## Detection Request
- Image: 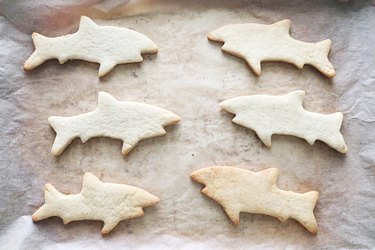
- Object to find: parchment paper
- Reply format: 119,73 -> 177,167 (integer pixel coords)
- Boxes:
1,0 -> 374,249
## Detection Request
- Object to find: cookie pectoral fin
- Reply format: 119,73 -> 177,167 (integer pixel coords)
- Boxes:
98,61 -> 116,77
223,207 -> 240,224
293,58 -> 305,69
121,138 -> 139,155
305,136 -> 316,145
256,130 -> 272,147
245,57 -> 261,76
101,219 -> 120,234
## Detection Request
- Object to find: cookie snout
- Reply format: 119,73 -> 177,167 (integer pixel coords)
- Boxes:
207,29 -> 222,41
191,167 -> 215,185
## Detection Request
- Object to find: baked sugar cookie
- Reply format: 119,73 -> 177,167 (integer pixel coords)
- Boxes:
208,20 -> 335,77
24,16 -> 158,77
191,166 -> 319,233
220,90 -> 347,153
49,92 -> 180,156
32,172 -> 160,234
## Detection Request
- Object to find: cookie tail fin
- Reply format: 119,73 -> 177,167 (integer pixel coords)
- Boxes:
322,112 -> 347,153
294,191 -> 319,233
24,33 -> 51,70
48,116 -> 76,156
317,39 -> 331,57
32,184 -> 63,221
307,39 -> 335,77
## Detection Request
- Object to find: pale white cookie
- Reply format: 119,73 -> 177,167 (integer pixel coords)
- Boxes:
24,16 -> 158,77
208,19 -> 335,77
191,166 -> 319,233
32,172 -> 160,234
49,92 -> 181,156
220,90 -> 347,153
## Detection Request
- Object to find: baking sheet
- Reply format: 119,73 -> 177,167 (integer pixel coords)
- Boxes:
0,0 -> 374,249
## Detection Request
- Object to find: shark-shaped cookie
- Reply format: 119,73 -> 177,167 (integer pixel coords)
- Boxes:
32,172 -> 160,234
49,91 -> 181,156
24,16 -> 158,77
191,166 -> 319,233
208,19 -> 335,77
220,90 -> 347,153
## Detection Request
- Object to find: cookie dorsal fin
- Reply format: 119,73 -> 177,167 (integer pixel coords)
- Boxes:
257,168 -> 279,185
81,172 -> 102,193
97,92 -> 117,108
285,90 -> 305,106
79,16 -> 97,31
271,19 -> 291,33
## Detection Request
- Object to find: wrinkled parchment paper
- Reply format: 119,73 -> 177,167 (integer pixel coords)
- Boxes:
1,0 -> 374,249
